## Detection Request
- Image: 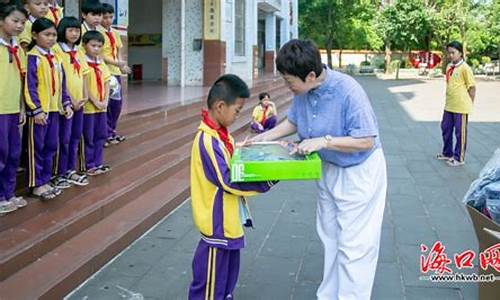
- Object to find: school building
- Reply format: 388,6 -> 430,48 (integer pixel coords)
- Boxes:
65,0 -> 298,87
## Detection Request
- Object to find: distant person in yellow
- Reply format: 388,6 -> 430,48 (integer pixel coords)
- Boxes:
250,92 -> 277,133
436,41 -> 476,167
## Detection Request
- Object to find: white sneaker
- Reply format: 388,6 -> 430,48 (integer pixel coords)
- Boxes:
0,200 -> 18,215
9,196 -> 28,208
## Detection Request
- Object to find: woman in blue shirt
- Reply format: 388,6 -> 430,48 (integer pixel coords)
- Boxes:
252,39 -> 387,300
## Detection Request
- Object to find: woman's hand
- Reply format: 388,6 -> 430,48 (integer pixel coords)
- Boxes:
292,137 -> 327,155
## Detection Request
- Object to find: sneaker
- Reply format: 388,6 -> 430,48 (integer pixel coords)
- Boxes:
0,200 -> 18,215
446,159 -> 465,167
52,176 -> 72,189
9,196 -> 28,208
436,153 -> 453,161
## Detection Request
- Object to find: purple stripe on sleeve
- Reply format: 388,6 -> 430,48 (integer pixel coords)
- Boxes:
212,188 -> 224,237
210,137 -> 271,193
61,68 -> 71,107
27,55 -> 42,113
198,133 -> 221,187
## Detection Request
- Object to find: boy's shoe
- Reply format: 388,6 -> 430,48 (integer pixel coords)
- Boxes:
65,170 -> 89,186
436,153 -> 453,161
104,140 -> 111,148
114,135 -> 126,143
96,165 -> 112,175
86,167 -> 100,176
446,159 -> 465,167
52,176 -> 72,189
9,196 -> 28,208
0,200 -> 18,215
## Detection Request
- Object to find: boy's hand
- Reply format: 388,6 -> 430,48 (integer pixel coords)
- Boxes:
19,113 -> 26,126
65,106 -> 74,119
120,64 -> 131,74
236,135 -> 251,148
34,112 -> 48,125
291,137 -> 326,155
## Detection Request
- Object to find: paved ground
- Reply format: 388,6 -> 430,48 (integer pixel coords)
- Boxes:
67,77 -> 500,300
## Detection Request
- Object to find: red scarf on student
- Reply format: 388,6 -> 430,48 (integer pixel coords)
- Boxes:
44,53 -> 56,96
49,6 -> 59,25
260,104 -> 269,126
87,62 -> 104,101
105,30 -> 117,60
446,60 -> 463,82
201,109 -> 234,155
6,44 -> 23,78
68,50 -> 81,75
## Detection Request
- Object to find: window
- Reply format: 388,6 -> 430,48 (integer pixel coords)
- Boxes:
234,0 -> 245,56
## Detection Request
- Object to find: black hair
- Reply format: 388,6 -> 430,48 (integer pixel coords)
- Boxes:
259,92 -> 270,101
82,0 -> 104,15
276,39 -> 323,82
446,41 -> 464,56
27,17 -> 55,50
57,16 -> 81,45
207,74 -> 250,108
101,3 -> 114,14
82,30 -> 104,44
0,3 -> 28,21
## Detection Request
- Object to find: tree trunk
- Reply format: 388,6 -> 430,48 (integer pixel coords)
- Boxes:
339,48 -> 343,68
498,46 -> 500,75
326,39 -> 333,69
396,51 -> 403,80
385,40 -> 391,74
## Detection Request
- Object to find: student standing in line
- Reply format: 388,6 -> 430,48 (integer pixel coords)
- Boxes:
24,18 -> 73,200
0,4 -> 28,214
52,16 -> 90,188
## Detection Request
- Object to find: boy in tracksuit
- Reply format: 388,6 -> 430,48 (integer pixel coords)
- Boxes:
188,74 -> 276,300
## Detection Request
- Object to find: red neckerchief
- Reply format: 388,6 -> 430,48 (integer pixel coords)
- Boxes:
201,109 -> 234,155
87,61 -> 104,101
260,104 -> 269,126
105,30 -> 117,60
6,44 -> 24,78
67,50 -> 81,75
44,53 -> 56,96
446,60 -> 463,82
49,6 -> 59,25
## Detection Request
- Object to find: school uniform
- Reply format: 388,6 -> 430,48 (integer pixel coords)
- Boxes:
46,4 -> 64,26
441,60 -> 475,162
189,116 -> 274,300
53,43 -> 89,176
102,27 -> 124,139
82,56 -> 111,170
288,68 -> 387,300
0,37 -> 25,201
250,103 -> 277,133
24,46 -> 71,188
18,15 -> 37,46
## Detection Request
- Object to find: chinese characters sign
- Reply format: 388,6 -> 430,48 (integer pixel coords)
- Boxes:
204,0 -> 221,40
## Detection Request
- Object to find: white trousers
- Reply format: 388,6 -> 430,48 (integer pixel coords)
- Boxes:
316,149 -> 387,300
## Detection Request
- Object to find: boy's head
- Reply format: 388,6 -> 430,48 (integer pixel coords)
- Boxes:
446,41 -> 463,63
82,30 -> 104,58
276,39 -> 323,95
101,3 -> 114,28
207,74 -> 250,128
81,0 -> 103,28
24,0 -> 49,19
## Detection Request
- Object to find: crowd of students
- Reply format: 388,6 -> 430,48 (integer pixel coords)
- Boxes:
0,0 -> 130,214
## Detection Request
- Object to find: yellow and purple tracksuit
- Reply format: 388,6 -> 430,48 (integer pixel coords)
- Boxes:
189,121 -> 275,300
24,46 -> 71,188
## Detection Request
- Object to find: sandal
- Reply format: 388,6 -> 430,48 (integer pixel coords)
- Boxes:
86,167 -> 100,176
52,176 -> 72,189
114,135 -> 126,143
32,185 -> 58,201
446,159 -> 465,167
96,165 -> 112,175
65,170 -> 89,186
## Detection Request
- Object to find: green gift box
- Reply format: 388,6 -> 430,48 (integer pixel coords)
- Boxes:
230,142 -> 322,182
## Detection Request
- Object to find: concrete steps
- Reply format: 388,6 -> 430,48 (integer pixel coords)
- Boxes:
0,78 -> 293,298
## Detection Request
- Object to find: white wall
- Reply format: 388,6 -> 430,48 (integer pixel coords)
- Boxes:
184,0 -> 203,86
128,0 -> 163,81
163,0 -> 181,85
